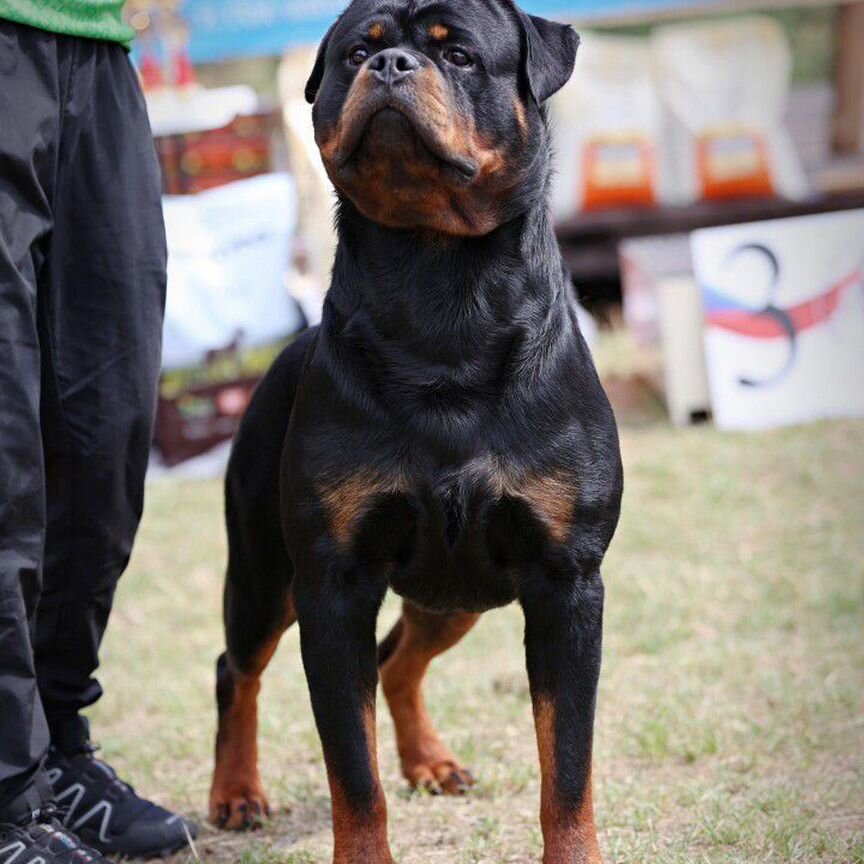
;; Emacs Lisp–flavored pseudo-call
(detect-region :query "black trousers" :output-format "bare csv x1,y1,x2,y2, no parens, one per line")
0,21,166,818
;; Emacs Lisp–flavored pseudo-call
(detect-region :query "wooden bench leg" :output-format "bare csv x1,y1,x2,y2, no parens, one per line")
832,0,864,154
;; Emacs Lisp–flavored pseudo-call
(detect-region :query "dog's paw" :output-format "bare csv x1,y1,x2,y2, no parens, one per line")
209,786,271,831
405,758,476,796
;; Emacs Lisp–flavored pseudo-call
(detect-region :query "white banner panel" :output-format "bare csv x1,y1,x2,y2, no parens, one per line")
161,173,303,370
691,209,864,430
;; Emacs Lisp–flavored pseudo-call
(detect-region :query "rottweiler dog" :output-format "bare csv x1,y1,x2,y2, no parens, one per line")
208,1,623,861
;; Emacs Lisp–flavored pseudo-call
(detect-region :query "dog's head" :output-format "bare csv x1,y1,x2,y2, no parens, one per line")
305,0,578,236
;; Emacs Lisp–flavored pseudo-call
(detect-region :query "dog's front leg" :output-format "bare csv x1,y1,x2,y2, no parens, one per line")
521,568,604,864
294,563,394,864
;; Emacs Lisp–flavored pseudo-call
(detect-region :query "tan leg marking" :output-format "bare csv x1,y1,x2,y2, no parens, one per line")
380,603,479,794
330,701,394,864
210,597,296,830
534,699,602,864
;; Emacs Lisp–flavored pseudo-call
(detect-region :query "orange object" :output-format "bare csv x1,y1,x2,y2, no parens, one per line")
697,128,775,200
582,135,656,211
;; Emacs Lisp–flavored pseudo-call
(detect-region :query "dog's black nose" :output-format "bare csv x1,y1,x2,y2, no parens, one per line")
369,49,421,87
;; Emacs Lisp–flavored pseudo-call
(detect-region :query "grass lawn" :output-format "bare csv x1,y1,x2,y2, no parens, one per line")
91,416,864,864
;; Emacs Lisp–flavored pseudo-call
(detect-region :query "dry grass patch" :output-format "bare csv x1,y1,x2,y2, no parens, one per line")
92,420,864,863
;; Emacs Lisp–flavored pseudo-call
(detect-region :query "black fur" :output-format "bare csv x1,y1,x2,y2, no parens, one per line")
217,1,622,860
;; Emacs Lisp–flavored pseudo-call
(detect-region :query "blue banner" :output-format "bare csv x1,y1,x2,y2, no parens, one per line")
182,0,714,64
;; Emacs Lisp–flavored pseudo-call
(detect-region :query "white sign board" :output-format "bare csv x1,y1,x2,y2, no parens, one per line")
691,209,864,430
161,173,303,370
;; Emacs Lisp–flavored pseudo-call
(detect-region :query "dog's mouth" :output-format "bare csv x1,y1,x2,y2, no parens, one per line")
334,101,479,184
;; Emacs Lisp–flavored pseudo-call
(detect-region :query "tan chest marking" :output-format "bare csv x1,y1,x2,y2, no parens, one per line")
319,469,404,546
493,470,577,545
320,465,575,548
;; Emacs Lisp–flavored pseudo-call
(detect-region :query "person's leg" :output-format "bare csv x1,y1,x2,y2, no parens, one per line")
33,36,166,746
0,19,60,822
28,36,195,858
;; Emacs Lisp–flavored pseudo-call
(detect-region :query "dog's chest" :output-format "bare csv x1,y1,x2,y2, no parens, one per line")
317,457,578,612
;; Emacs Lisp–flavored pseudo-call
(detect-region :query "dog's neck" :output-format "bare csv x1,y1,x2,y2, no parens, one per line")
324,195,572,373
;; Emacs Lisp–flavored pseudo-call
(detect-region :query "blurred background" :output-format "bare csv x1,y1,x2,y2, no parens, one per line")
128,0,864,468
92,2,862,862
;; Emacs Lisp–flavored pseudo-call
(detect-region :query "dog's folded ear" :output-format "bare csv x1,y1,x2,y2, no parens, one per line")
517,12,580,104
305,21,338,104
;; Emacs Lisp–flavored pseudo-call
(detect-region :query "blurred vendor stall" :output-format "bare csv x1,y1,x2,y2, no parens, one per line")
548,1,864,300
128,0,306,467
127,0,864,306
125,0,864,438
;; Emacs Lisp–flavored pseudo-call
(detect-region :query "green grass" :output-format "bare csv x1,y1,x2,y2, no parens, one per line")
91,417,864,863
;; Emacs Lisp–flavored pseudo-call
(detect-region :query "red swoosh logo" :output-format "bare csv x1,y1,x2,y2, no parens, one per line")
707,269,861,338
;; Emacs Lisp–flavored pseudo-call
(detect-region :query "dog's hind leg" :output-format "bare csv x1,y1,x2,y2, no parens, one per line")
210,563,295,829
210,592,294,830
379,601,479,794
210,471,296,830
209,333,312,830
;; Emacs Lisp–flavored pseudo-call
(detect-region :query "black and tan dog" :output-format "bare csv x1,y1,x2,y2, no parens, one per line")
209,1,623,861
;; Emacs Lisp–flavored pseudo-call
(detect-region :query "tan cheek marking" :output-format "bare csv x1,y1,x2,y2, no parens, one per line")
514,96,528,138
319,470,403,546
447,112,508,179
415,66,457,136
428,24,449,41
368,22,385,41
317,67,375,165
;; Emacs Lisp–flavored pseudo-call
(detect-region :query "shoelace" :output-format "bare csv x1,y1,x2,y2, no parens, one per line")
32,804,70,825
0,803,67,835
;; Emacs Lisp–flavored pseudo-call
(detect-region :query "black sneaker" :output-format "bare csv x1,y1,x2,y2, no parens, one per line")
0,805,110,864
45,747,197,860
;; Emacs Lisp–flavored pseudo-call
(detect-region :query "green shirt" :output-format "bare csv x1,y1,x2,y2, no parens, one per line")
0,1,134,48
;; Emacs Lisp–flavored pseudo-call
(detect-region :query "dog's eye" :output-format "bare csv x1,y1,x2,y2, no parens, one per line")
349,46,370,66
443,47,473,68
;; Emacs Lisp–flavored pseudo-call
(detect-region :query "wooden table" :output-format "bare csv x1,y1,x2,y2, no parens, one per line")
556,189,864,288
